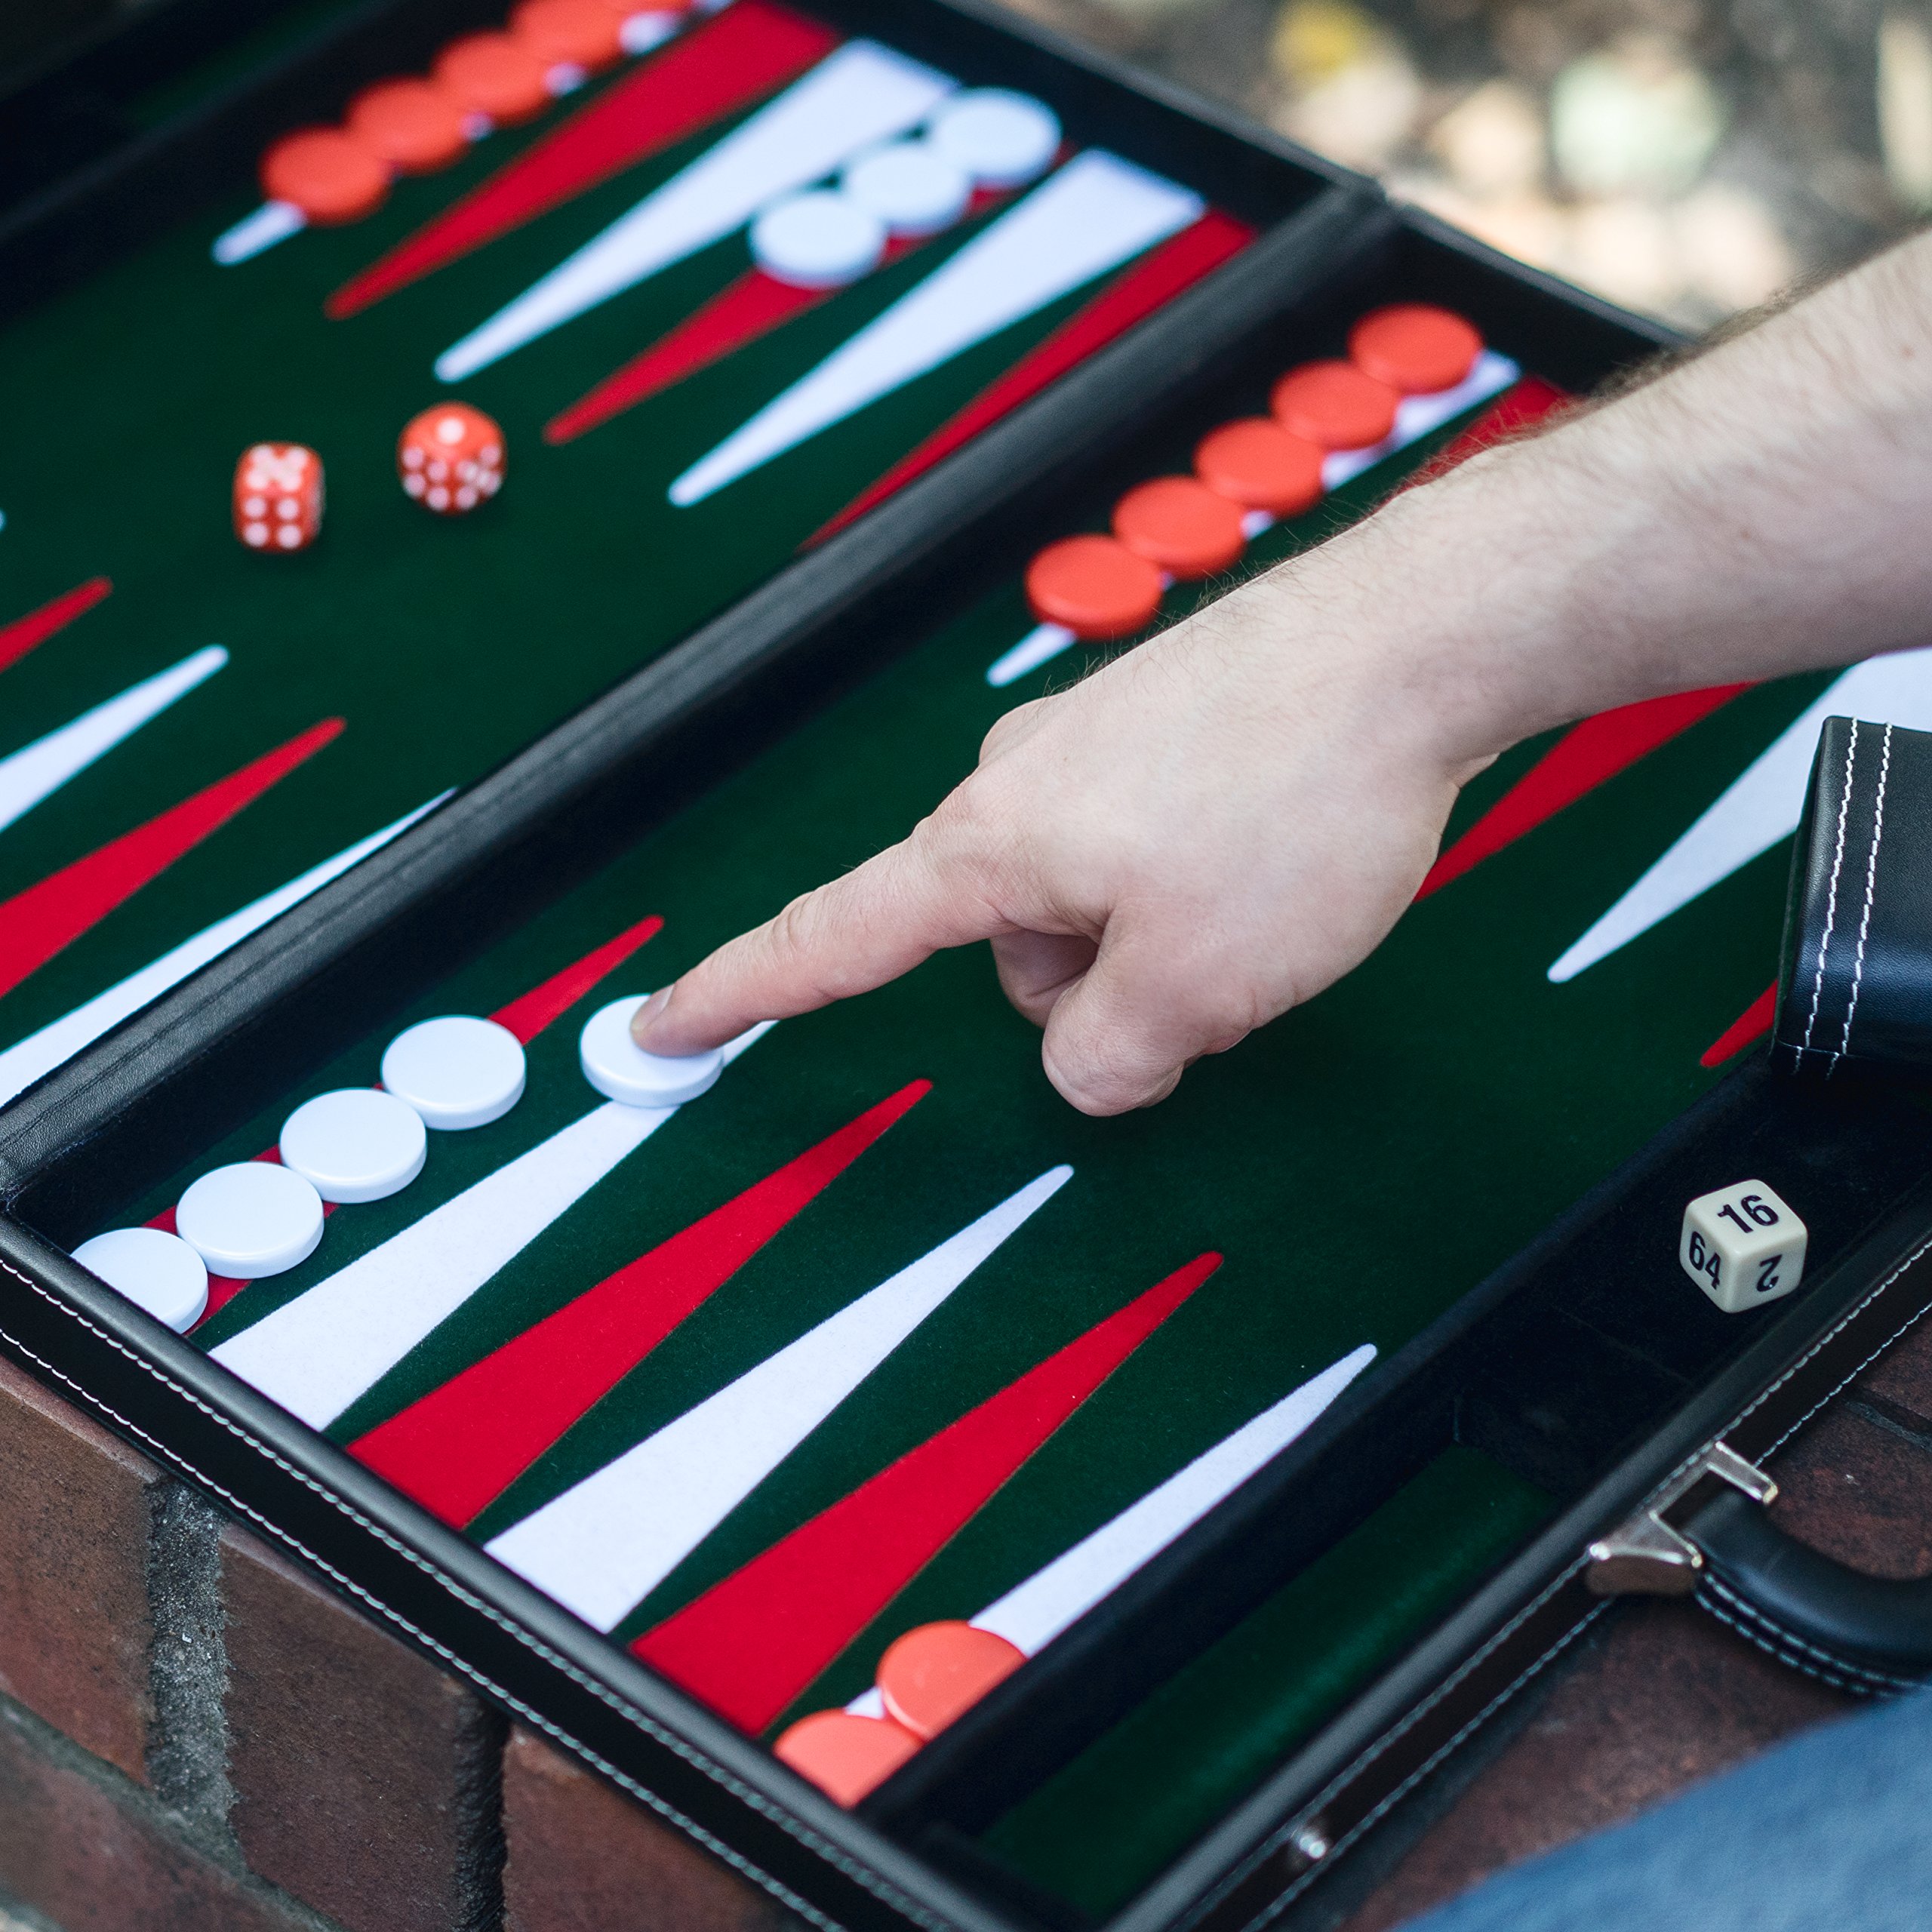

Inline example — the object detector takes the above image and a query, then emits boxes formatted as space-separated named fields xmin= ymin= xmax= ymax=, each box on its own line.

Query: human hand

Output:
xmin=630 ymin=512 xmax=1492 ymax=1115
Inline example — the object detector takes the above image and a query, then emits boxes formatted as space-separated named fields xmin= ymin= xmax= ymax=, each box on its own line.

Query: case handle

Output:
xmin=1681 ymin=1484 xmax=1932 ymax=1689
xmin=1584 ymin=1441 xmax=1932 ymax=1691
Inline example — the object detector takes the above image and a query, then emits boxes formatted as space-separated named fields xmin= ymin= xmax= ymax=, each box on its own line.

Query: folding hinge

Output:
xmin=1586 ymin=1441 xmax=1777 ymax=1598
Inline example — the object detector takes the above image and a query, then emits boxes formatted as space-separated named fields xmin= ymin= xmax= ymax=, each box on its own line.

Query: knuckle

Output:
xmin=979 ymin=698 xmax=1044 ymax=761
xmin=1041 ymin=1026 xmax=1159 ymax=1118
xmin=918 ymin=780 xmax=1017 ymax=888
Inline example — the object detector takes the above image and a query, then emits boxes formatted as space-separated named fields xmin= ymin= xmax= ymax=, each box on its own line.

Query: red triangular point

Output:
xmin=1400 ymin=374 xmax=1571 ymax=492
xmin=0 ymin=577 xmax=112 ymax=676
xmin=546 ymin=185 xmax=1020 ymax=443
xmin=632 ymin=1250 xmax=1221 ymax=1734
xmin=491 ymin=914 xmax=664 ymax=1042
xmin=326 ymin=2 xmax=839 ymax=318
xmin=547 ymin=270 xmax=827 ymax=442
xmin=0 ymin=719 xmax=343 ymax=1004
xmin=351 ymin=1078 xmax=934 ymax=1525
xmin=1419 ymin=684 xmax=1752 ymax=900
xmin=1701 ymin=980 xmax=1777 ymax=1068
xmin=806 ymin=211 xmax=1255 ymax=546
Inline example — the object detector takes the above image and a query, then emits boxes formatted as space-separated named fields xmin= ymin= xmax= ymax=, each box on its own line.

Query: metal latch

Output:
xmin=1586 ymin=1441 xmax=1777 ymax=1597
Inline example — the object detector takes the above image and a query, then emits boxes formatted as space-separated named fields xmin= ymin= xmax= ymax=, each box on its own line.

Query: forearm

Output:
xmin=1225 ymin=227 xmax=1932 ymax=774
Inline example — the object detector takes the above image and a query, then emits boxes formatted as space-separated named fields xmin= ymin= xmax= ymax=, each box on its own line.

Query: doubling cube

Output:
xmin=398 ymin=403 xmax=505 ymax=515
xmin=1679 ymin=1179 xmax=1807 ymax=1313
xmin=234 ymin=443 xmax=324 ymax=552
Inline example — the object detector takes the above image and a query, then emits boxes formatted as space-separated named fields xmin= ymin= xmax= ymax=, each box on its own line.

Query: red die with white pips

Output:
xmin=234 ymin=443 xmax=324 ymax=552
xmin=398 ymin=403 xmax=505 ymax=515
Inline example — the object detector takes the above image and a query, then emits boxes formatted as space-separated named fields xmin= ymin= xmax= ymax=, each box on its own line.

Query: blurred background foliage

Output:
xmin=999 ymin=0 xmax=1932 ymax=325
xmin=5 ymin=0 xmax=1929 ymax=328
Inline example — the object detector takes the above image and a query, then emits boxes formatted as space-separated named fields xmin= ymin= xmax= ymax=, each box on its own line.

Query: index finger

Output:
xmin=630 ymin=821 xmax=1012 ymax=1055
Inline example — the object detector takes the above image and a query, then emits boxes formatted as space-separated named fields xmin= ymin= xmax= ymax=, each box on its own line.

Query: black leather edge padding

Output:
xmin=1774 ymin=716 xmax=1932 ymax=1078
xmin=1684 ymin=1483 xmax=1932 ymax=1686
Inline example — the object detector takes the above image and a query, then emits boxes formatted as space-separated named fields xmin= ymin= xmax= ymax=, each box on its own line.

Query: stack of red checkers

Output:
xmin=1019 ymin=302 xmax=1486 ymax=643
xmin=257 ymin=0 xmax=675 ymax=226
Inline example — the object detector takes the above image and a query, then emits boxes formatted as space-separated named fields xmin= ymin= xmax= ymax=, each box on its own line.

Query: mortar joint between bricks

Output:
xmin=145 ymin=1478 xmax=241 ymax=1860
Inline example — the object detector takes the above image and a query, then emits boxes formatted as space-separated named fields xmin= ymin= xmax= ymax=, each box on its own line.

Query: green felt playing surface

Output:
xmin=103 ymin=358 xmax=1832 ymax=1907
xmin=0 ymin=11 xmax=1244 ymax=1071
xmin=983 ymin=1449 xmax=1555 ymax=1916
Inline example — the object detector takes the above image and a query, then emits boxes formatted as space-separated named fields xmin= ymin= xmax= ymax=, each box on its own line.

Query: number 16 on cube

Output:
xmin=1679 ymin=1180 xmax=1807 ymax=1313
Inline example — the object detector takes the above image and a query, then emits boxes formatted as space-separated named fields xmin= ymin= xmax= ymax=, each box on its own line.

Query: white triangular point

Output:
xmin=212 ymin=201 xmax=307 ymax=266
xmin=844 ymin=1339 xmax=1376 ymax=1717
xmin=0 ymin=795 xmax=447 ymax=1112
xmin=982 ymin=352 xmax=1519 ymax=688
xmin=974 ymin=1341 xmax=1375 ymax=1654
xmin=669 ymin=152 xmax=1204 ymax=507
xmin=987 ymin=623 xmax=1077 ymax=690
xmin=435 ymin=42 xmax=955 ymax=382
xmin=1549 ymin=645 xmax=1932 ymax=982
xmin=208 ymin=1024 xmax=773 ymax=1429
xmin=0 ymin=646 xmax=227 ymax=837
xmin=487 ymin=1164 xmax=1075 ymax=1632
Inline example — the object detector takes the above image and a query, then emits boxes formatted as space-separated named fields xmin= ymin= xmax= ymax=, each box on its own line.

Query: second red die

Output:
xmin=398 ymin=403 xmax=505 ymax=515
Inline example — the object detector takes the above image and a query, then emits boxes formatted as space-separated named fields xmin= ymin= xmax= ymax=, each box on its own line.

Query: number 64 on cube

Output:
xmin=1679 ymin=1179 xmax=1807 ymax=1313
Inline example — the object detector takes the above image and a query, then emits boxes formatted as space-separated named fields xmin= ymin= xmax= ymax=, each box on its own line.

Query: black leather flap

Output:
xmin=1774 ymin=715 xmax=1932 ymax=1077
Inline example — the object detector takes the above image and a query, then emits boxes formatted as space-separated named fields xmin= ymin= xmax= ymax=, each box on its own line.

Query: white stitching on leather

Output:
xmin=1219 ymin=1605 xmax=1608 ymax=1932
xmin=1696 ymin=1585 xmax=1885 ymax=1694
xmin=1841 ymin=721 xmax=1892 ymax=1061
xmin=0 ymin=1254 xmax=969 ymax=1932
xmin=1186 ymin=1553 xmax=1600 ymax=1932
xmin=1698 ymin=1574 xmax=1918 ymax=1693
xmin=1804 ymin=718 xmax=1858 ymax=1059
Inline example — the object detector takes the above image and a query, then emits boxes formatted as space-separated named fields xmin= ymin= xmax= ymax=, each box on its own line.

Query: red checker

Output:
xmin=1270 ymin=360 xmax=1399 ymax=451
xmin=774 ymin=1712 xmax=921 ymax=1807
xmin=1349 ymin=303 xmax=1484 ymax=394
xmin=1024 ymin=535 xmax=1164 ymax=640
xmin=1193 ymin=417 xmax=1324 ymax=516
xmin=1112 ymin=475 xmax=1246 ymax=580
xmin=346 ymin=79 xmax=471 ymax=174
xmin=877 ymin=1623 xmax=1026 ymax=1741
xmin=511 ymin=0 xmax=625 ymax=72
xmin=434 ymin=34 xmax=554 ymax=124
xmin=261 ymin=128 xmax=390 ymax=224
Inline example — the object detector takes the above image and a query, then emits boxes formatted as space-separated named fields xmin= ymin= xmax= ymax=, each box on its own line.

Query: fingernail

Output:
xmin=629 ymin=986 xmax=672 ymax=1044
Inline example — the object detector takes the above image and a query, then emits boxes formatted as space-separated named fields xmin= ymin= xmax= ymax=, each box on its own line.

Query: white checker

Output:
xmin=380 ymin=1016 xmax=526 ymax=1130
xmin=177 ymin=1163 xmax=325 ymax=1279
xmin=580 ymin=995 xmax=723 ymax=1108
xmin=927 ymin=89 xmax=1059 ymax=189
xmin=280 ymin=1089 xmax=429 ymax=1204
xmin=843 ymin=140 xmax=972 ymax=235
xmin=72 ymin=1228 xmax=210 ymax=1333
xmin=750 ymin=189 xmax=886 ymax=288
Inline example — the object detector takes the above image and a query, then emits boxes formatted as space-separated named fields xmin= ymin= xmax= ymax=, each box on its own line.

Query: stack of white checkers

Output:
xmin=71 ymin=993 xmax=724 ymax=1335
